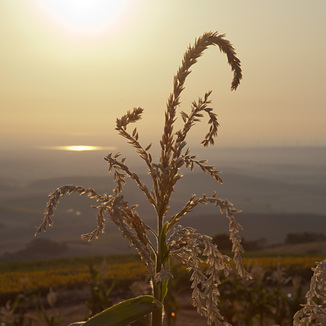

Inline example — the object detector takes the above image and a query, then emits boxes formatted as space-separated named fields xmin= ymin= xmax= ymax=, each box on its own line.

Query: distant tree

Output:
xmin=212 ymin=233 xmax=266 ymax=251
xmin=242 ymin=238 xmax=267 ymax=251
xmin=0 ymin=238 xmax=68 ymax=262
xmin=212 ymin=233 xmax=233 ymax=251
xmin=24 ymin=238 xmax=68 ymax=255
xmin=285 ymin=232 xmax=326 ymax=245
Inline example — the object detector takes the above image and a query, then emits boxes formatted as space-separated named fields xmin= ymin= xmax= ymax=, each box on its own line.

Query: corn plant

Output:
xmin=35 ymin=31 xmax=252 ymax=326
xmin=85 ymin=260 xmax=115 ymax=317
xmin=33 ymin=288 xmax=63 ymax=326
xmin=293 ymin=259 xmax=326 ymax=325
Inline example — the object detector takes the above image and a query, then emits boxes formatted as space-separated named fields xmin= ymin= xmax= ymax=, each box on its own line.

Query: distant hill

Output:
xmin=1 ymin=238 xmax=69 ymax=262
xmin=184 ymin=212 xmax=326 ymax=245
xmin=262 ymin=241 xmax=326 ymax=255
xmin=21 ymin=170 xmax=326 ymax=215
xmin=0 ymin=165 xmax=325 ymax=260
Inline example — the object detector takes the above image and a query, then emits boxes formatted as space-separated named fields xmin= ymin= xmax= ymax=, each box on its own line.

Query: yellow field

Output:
xmin=242 ymin=255 xmax=325 ymax=270
xmin=0 ymin=255 xmax=324 ymax=295
xmin=0 ymin=261 xmax=146 ymax=295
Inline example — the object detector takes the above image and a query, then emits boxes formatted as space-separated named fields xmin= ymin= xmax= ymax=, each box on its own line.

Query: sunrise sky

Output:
xmin=1 ymin=0 xmax=326 ymax=153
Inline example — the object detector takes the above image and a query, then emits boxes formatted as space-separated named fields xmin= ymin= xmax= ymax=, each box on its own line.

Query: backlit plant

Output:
xmin=35 ymin=31 xmax=252 ymax=326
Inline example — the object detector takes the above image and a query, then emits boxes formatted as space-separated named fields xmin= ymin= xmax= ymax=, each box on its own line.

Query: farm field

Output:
xmin=0 ymin=254 xmax=323 ymax=297
xmin=0 ymin=253 xmax=324 ymax=325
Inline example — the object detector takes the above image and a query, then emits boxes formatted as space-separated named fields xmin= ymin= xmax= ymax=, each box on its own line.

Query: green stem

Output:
xmin=152 ymin=288 xmax=163 ymax=326
xmin=151 ymin=211 xmax=165 ymax=326
xmin=152 ymin=261 xmax=163 ymax=325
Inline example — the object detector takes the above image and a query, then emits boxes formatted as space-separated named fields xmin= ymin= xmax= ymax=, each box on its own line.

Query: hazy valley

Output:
xmin=0 ymin=146 xmax=325 ymax=261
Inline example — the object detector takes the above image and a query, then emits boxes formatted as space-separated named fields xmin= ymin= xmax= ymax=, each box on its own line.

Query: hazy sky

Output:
xmin=1 ymin=0 xmax=326 ymax=152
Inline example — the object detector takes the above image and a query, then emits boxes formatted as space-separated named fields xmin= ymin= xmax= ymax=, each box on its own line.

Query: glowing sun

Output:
xmin=35 ymin=0 xmax=130 ymax=34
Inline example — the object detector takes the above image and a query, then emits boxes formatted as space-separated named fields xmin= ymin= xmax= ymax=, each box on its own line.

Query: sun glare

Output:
xmin=65 ymin=145 xmax=98 ymax=151
xmin=35 ymin=0 xmax=130 ymax=34
xmin=39 ymin=145 xmax=116 ymax=151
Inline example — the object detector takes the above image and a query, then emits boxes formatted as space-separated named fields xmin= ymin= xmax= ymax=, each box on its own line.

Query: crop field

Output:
xmin=0 ymin=254 xmax=323 ymax=297
xmin=0 ymin=254 xmax=325 ymax=326
xmin=0 ymin=255 xmax=142 ymax=296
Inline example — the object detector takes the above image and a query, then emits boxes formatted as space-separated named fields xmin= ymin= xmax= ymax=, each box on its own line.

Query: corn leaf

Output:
xmin=69 ymin=295 xmax=162 ymax=326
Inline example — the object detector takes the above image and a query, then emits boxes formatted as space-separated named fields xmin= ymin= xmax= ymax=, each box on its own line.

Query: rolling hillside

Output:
xmin=0 ymin=167 xmax=325 ymax=260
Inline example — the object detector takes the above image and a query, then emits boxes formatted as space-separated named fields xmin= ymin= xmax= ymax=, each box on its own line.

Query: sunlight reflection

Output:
xmin=40 ymin=145 xmax=116 ymax=151
xmin=65 ymin=145 xmax=99 ymax=151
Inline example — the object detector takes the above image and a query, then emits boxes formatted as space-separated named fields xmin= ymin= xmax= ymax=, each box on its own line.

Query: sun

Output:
xmin=35 ymin=0 xmax=130 ymax=34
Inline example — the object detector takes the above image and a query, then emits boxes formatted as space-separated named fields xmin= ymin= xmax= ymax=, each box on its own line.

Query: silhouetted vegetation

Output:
xmin=1 ymin=239 xmax=68 ymax=262
xmin=212 ymin=233 xmax=267 ymax=251
xmin=285 ymin=232 xmax=326 ymax=245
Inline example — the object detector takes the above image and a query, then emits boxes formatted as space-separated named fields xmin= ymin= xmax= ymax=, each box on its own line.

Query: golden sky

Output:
xmin=1 ymin=0 xmax=326 ymax=152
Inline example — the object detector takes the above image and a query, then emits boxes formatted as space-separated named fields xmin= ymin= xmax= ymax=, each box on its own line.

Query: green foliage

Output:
xmin=0 ymin=287 xmax=63 ymax=326
xmin=218 ymin=267 xmax=305 ymax=326
xmin=0 ymin=293 xmax=34 ymax=326
xmin=70 ymin=296 xmax=162 ymax=326
xmin=33 ymin=289 xmax=63 ymax=326
xmin=85 ymin=260 xmax=115 ymax=317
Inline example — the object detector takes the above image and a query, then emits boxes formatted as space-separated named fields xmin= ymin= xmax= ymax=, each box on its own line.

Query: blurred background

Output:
xmin=1 ymin=0 xmax=325 ymax=260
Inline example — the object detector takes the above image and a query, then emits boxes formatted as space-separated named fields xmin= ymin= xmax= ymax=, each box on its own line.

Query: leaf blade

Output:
xmin=82 ymin=295 xmax=162 ymax=326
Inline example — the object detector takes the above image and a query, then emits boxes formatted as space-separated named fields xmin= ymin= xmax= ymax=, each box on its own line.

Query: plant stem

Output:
xmin=151 ymin=300 xmax=163 ymax=326
xmin=151 ymin=209 xmax=164 ymax=326
xmin=152 ymin=265 xmax=163 ymax=326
